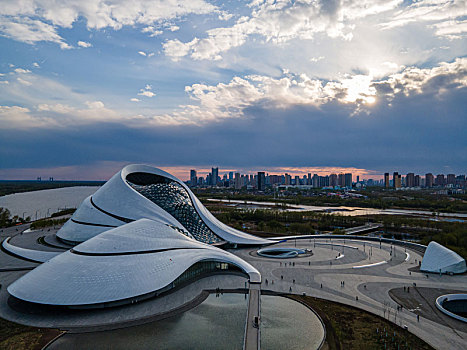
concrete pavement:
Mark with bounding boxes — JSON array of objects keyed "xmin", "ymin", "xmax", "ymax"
[
  {"xmin": 243, "ymin": 283, "xmax": 261, "ymax": 350},
  {"xmin": 231, "ymin": 238, "xmax": 467, "ymax": 350},
  {"xmin": 1, "ymin": 227, "xmax": 466, "ymax": 349}
]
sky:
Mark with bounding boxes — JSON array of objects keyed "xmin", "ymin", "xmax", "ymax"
[{"xmin": 0, "ymin": 0, "xmax": 466, "ymax": 181}]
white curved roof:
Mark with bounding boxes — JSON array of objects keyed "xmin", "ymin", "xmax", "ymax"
[
  {"xmin": 58, "ymin": 217, "xmax": 111, "ymax": 243},
  {"xmin": 72, "ymin": 196, "xmax": 124, "ymax": 227},
  {"xmin": 421, "ymin": 241, "xmax": 466, "ymax": 274},
  {"xmin": 57, "ymin": 164, "xmax": 270, "ymax": 245},
  {"xmin": 93, "ymin": 166, "xmax": 185, "ymax": 226},
  {"xmin": 2, "ymin": 237, "xmax": 61, "ymax": 263},
  {"xmin": 73, "ymin": 219, "xmax": 200, "ymax": 254},
  {"xmin": 8, "ymin": 219, "xmax": 260, "ymax": 306}
]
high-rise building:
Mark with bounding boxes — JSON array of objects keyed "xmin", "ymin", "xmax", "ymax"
[
  {"xmin": 356, "ymin": 175, "xmax": 360, "ymax": 183},
  {"xmin": 414, "ymin": 175, "xmax": 420, "ymax": 187},
  {"xmin": 285, "ymin": 173, "xmax": 291, "ymax": 185},
  {"xmin": 307, "ymin": 173, "xmax": 311, "ymax": 186},
  {"xmin": 456, "ymin": 175, "xmax": 466, "ymax": 188},
  {"xmin": 406, "ymin": 173, "xmax": 415, "ymax": 187},
  {"xmin": 320, "ymin": 175, "xmax": 329, "ymax": 187},
  {"xmin": 257, "ymin": 172, "xmax": 265, "ymax": 191},
  {"xmin": 338, "ymin": 173, "xmax": 345, "ymax": 187},
  {"xmin": 312, "ymin": 174, "xmax": 319, "ymax": 188},
  {"xmin": 425, "ymin": 173, "xmax": 434, "ymax": 188},
  {"xmin": 294, "ymin": 176, "xmax": 300, "ymax": 186},
  {"xmin": 384, "ymin": 173, "xmax": 390, "ymax": 188},
  {"xmin": 393, "ymin": 172, "xmax": 401, "ymax": 188},
  {"xmin": 234, "ymin": 173, "xmax": 241, "ymax": 189},
  {"xmin": 447, "ymin": 174, "xmax": 456, "ymax": 185},
  {"xmin": 344, "ymin": 173, "xmax": 352, "ymax": 188},
  {"xmin": 435, "ymin": 174, "xmax": 445, "ymax": 187},
  {"xmin": 190, "ymin": 169, "xmax": 197, "ymax": 186},
  {"xmin": 229, "ymin": 172, "xmax": 234, "ymax": 182},
  {"xmin": 329, "ymin": 174, "xmax": 338, "ymax": 187},
  {"xmin": 269, "ymin": 175, "xmax": 281, "ymax": 186},
  {"xmin": 211, "ymin": 167, "xmax": 218, "ymax": 186}
]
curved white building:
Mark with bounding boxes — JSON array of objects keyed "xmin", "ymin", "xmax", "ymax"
[
  {"xmin": 8, "ymin": 219, "xmax": 260, "ymax": 308},
  {"xmin": 421, "ymin": 241, "xmax": 467, "ymax": 274},
  {"xmin": 57, "ymin": 164, "xmax": 270, "ymax": 246},
  {"xmin": 7, "ymin": 165, "xmax": 267, "ymax": 309}
]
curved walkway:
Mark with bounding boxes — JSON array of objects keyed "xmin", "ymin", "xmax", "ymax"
[{"xmin": 232, "ymin": 238, "xmax": 467, "ymax": 350}]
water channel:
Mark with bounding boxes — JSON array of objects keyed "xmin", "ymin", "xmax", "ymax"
[
  {"xmin": 47, "ymin": 293, "xmax": 324, "ymax": 350},
  {"xmin": 208, "ymin": 199, "xmax": 467, "ymax": 222},
  {"xmin": 2, "ymin": 186, "xmax": 464, "ymax": 223}
]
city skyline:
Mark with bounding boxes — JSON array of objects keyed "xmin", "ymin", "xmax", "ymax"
[
  {"xmin": 188, "ymin": 167, "xmax": 466, "ymax": 189},
  {"xmin": 0, "ymin": 1, "xmax": 466, "ymax": 179},
  {"xmin": 1, "ymin": 163, "xmax": 467, "ymax": 182}
]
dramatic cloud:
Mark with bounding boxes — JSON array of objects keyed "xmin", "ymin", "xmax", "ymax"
[
  {"xmin": 0, "ymin": 105, "xmax": 51, "ymax": 128},
  {"xmin": 382, "ymin": 0, "xmax": 467, "ymax": 39},
  {"xmin": 164, "ymin": 0, "xmax": 467, "ymax": 61},
  {"xmin": 151, "ymin": 58, "xmax": 467, "ymax": 125},
  {"xmin": 0, "ymin": 0, "xmax": 465, "ymax": 177},
  {"xmin": 164, "ymin": 0, "xmax": 403, "ymax": 60},
  {"xmin": 432, "ymin": 20, "xmax": 467, "ymax": 40},
  {"xmin": 372, "ymin": 58, "xmax": 467, "ymax": 99},
  {"xmin": 0, "ymin": 0, "xmax": 217, "ymax": 47},
  {"xmin": 0, "ymin": 16, "xmax": 71, "ymax": 49},
  {"xmin": 1, "ymin": 58, "xmax": 465, "ymax": 130}
]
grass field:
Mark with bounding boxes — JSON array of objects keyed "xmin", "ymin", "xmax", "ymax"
[
  {"xmin": 289, "ymin": 295, "xmax": 434, "ymax": 350},
  {"xmin": 0, "ymin": 318, "xmax": 60, "ymax": 350}
]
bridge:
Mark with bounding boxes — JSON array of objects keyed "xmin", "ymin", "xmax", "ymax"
[
  {"xmin": 243, "ymin": 282, "xmax": 261, "ymax": 350},
  {"xmin": 343, "ymin": 223, "xmax": 381, "ymax": 235}
]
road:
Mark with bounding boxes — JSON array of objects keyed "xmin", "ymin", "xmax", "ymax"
[{"xmin": 243, "ymin": 283, "xmax": 261, "ymax": 350}]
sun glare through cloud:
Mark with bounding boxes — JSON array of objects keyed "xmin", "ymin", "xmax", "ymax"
[{"xmin": 0, "ymin": 0, "xmax": 465, "ymax": 176}]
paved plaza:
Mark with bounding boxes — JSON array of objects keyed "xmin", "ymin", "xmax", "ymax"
[
  {"xmin": 232, "ymin": 237, "xmax": 467, "ymax": 350},
  {"xmin": 1, "ymin": 224, "xmax": 466, "ymax": 349}
]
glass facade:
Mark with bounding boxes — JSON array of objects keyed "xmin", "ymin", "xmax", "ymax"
[
  {"xmin": 173, "ymin": 260, "xmax": 243, "ymax": 288},
  {"xmin": 126, "ymin": 172, "xmax": 222, "ymax": 244}
]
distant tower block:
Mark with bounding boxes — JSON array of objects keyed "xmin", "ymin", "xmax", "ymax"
[{"xmin": 384, "ymin": 173, "xmax": 390, "ymax": 188}]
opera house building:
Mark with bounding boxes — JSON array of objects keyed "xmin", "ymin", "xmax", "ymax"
[{"xmin": 5, "ymin": 165, "xmax": 269, "ymax": 309}]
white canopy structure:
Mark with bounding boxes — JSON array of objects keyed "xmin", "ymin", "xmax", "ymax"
[
  {"xmin": 57, "ymin": 164, "xmax": 270, "ymax": 246},
  {"xmin": 8, "ymin": 219, "xmax": 261, "ymax": 308},
  {"xmin": 421, "ymin": 241, "xmax": 466, "ymax": 274},
  {"xmin": 6, "ymin": 165, "xmax": 269, "ymax": 309}
]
